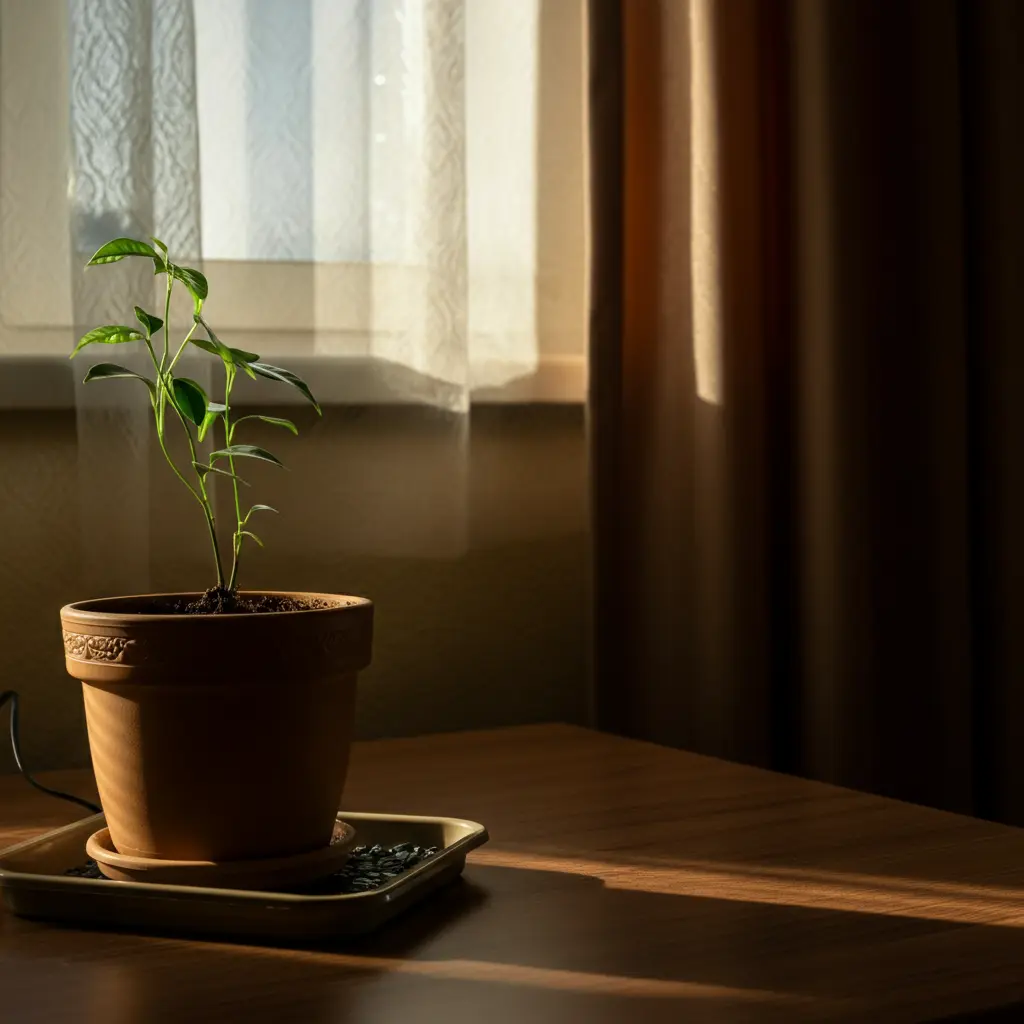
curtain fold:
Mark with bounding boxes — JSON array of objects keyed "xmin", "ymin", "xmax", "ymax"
[
  {"xmin": 69, "ymin": 0, "xmax": 204, "ymax": 597},
  {"xmin": 589, "ymin": 0, "xmax": 1024, "ymax": 822},
  {"xmin": 192, "ymin": 0, "xmax": 544, "ymax": 411}
]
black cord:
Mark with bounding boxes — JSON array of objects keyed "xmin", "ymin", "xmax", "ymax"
[{"xmin": 0, "ymin": 690, "xmax": 101, "ymax": 815}]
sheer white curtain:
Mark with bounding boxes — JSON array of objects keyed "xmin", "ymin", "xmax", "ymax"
[
  {"xmin": 0, "ymin": 0, "xmax": 587, "ymax": 587},
  {"xmin": 61, "ymin": 0, "xmax": 539, "ymax": 403},
  {"xmin": 194, "ymin": 0, "xmax": 541, "ymax": 409},
  {"xmin": 68, "ymin": 0, "xmax": 204, "ymax": 594}
]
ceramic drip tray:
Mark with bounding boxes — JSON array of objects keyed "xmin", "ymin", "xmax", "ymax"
[{"xmin": 0, "ymin": 812, "xmax": 488, "ymax": 940}]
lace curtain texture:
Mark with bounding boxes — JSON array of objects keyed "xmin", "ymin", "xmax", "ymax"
[
  {"xmin": 68, "ymin": 0, "xmax": 204, "ymax": 594},
  {"xmin": 63, "ymin": 0, "xmax": 540, "ymax": 409},
  {"xmin": 0, "ymin": 0, "xmax": 555, "ymax": 586},
  {"xmin": 0, "ymin": 0, "xmax": 548, "ymax": 394}
]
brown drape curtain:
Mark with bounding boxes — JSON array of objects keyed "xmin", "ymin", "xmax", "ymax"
[{"xmin": 589, "ymin": 0, "xmax": 1024, "ymax": 822}]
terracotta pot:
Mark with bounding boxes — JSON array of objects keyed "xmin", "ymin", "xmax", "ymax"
[{"xmin": 60, "ymin": 592, "xmax": 373, "ymax": 862}]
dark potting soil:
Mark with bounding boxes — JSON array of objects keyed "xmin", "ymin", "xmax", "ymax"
[
  {"xmin": 63, "ymin": 843, "xmax": 440, "ymax": 894},
  {"xmin": 137, "ymin": 589, "xmax": 336, "ymax": 615}
]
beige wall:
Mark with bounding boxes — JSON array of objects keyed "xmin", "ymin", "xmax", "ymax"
[{"xmin": 0, "ymin": 406, "xmax": 588, "ymax": 773}]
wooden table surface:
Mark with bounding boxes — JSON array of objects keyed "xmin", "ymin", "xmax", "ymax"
[{"xmin": 3, "ymin": 724, "xmax": 1024, "ymax": 1023}]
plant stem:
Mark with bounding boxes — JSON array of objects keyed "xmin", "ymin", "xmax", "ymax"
[
  {"xmin": 153, "ymin": 415, "xmax": 224, "ymax": 587},
  {"xmin": 141, "ymin": 335, "xmax": 199, "ymax": 505},
  {"xmin": 167, "ymin": 320, "xmax": 200, "ymax": 373},
  {"xmin": 151, "ymin": 272, "xmax": 226, "ymax": 589},
  {"xmin": 157, "ymin": 270, "xmax": 173, "ymax": 433},
  {"xmin": 160, "ymin": 269, "xmax": 173, "ymax": 370},
  {"xmin": 224, "ymin": 366, "xmax": 244, "ymax": 591},
  {"xmin": 183, "ymin": 422, "xmax": 226, "ymax": 589}
]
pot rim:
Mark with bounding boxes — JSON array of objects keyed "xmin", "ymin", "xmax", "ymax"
[{"xmin": 61, "ymin": 590, "xmax": 371, "ymax": 626}]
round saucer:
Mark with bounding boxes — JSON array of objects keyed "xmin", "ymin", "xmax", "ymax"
[{"xmin": 85, "ymin": 822, "xmax": 357, "ymax": 891}]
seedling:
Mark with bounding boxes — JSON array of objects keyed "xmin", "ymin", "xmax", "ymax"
[{"xmin": 72, "ymin": 236, "xmax": 320, "ymax": 599}]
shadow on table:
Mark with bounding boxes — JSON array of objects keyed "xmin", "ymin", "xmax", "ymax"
[
  {"xmin": 936, "ymin": 1011, "xmax": 1024, "ymax": 1023},
  {"xmin": 7, "ymin": 862, "xmax": 1024, "ymax": 1023},
  {"xmin": 331, "ymin": 860, "xmax": 1024, "ymax": 1022}
]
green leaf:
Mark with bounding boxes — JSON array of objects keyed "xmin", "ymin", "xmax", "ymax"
[
  {"xmin": 210, "ymin": 444, "xmax": 285, "ymax": 468},
  {"xmin": 192, "ymin": 461, "xmax": 251, "ymax": 486},
  {"xmin": 233, "ymin": 414, "xmax": 298, "ymax": 436},
  {"xmin": 82, "ymin": 363, "xmax": 156, "ymax": 396},
  {"xmin": 70, "ymin": 324, "xmax": 144, "ymax": 358},
  {"xmin": 249, "ymin": 362, "xmax": 321, "ymax": 414},
  {"xmin": 198, "ymin": 401, "xmax": 226, "ymax": 442},
  {"xmin": 134, "ymin": 306, "xmax": 164, "ymax": 336},
  {"xmin": 232, "ymin": 349, "xmax": 259, "ymax": 379},
  {"xmin": 190, "ymin": 325, "xmax": 236, "ymax": 370},
  {"xmin": 167, "ymin": 264, "xmax": 208, "ymax": 314},
  {"xmin": 149, "ymin": 238, "xmax": 169, "ymax": 271},
  {"xmin": 171, "ymin": 377, "xmax": 208, "ymax": 426},
  {"xmin": 189, "ymin": 335, "xmax": 227, "ymax": 359},
  {"xmin": 189, "ymin": 322, "xmax": 256, "ymax": 374},
  {"xmin": 238, "ymin": 530, "xmax": 264, "ymax": 547},
  {"xmin": 173, "ymin": 265, "xmax": 208, "ymax": 299},
  {"xmin": 86, "ymin": 237, "xmax": 159, "ymax": 266},
  {"xmin": 155, "ymin": 263, "xmax": 208, "ymax": 313},
  {"xmin": 246, "ymin": 504, "xmax": 279, "ymax": 517},
  {"xmin": 198, "ymin": 416, "xmax": 215, "ymax": 442}
]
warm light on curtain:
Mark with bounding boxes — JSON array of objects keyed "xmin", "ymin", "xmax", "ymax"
[
  {"xmin": 688, "ymin": 0, "xmax": 723, "ymax": 406},
  {"xmin": 591, "ymin": 0, "xmax": 1024, "ymax": 824}
]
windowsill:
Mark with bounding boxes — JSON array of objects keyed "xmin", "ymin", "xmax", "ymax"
[{"xmin": 0, "ymin": 354, "xmax": 586, "ymax": 409}]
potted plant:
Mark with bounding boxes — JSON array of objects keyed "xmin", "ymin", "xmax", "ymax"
[{"xmin": 59, "ymin": 237, "xmax": 372, "ymax": 873}]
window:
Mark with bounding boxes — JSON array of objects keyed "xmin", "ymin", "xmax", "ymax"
[{"xmin": 0, "ymin": 0, "xmax": 587, "ymax": 405}]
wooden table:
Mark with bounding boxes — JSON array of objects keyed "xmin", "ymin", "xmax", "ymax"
[{"xmin": 3, "ymin": 724, "xmax": 1024, "ymax": 1023}]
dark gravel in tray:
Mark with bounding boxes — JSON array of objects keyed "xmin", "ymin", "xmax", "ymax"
[
  {"xmin": 64, "ymin": 861, "xmax": 104, "ymax": 880},
  {"xmin": 63, "ymin": 843, "xmax": 440, "ymax": 894}
]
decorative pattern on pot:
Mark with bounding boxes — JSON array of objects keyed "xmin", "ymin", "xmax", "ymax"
[{"xmin": 62, "ymin": 631, "xmax": 136, "ymax": 664}]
